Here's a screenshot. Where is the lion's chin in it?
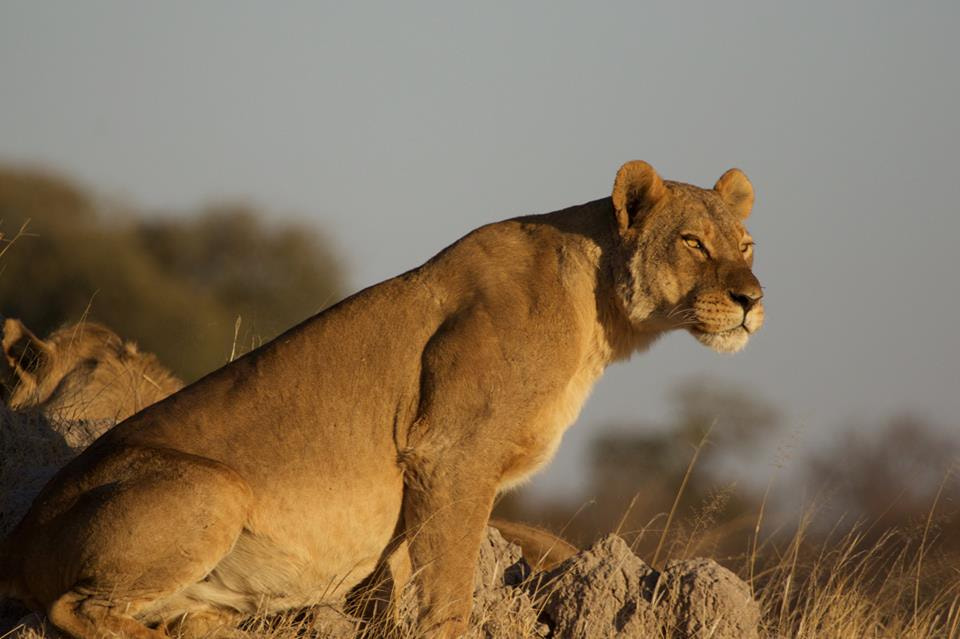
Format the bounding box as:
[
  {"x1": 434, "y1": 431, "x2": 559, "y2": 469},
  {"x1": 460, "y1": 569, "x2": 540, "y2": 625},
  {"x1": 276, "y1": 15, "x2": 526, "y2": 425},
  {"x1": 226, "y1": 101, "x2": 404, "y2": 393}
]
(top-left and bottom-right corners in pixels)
[{"x1": 690, "y1": 326, "x2": 750, "y2": 354}]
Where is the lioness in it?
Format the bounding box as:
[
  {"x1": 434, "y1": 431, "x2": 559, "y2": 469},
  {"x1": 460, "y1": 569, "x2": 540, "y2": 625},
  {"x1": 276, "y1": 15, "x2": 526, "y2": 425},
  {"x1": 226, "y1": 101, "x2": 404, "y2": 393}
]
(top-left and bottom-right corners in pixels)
[
  {"x1": 0, "y1": 161, "x2": 763, "y2": 638},
  {"x1": 2, "y1": 319, "x2": 184, "y2": 424},
  {"x1": 0, "y1": 319, "x2": 571, "y2": 581},
  {"x1": 0, "y1": 320, "x2": 184, "y2": 540}
]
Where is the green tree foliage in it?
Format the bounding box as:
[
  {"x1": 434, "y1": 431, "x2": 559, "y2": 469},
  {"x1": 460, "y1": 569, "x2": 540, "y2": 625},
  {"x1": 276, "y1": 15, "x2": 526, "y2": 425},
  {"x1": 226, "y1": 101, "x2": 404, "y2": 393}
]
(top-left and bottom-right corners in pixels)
[{"x1": 0, "y1": 166, "x2": 344, "y2": 381}]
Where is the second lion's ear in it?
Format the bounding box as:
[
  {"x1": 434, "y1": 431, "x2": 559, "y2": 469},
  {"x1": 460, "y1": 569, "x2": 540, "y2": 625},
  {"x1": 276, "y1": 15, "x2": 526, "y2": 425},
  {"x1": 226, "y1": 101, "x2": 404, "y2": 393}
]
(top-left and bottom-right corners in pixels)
[
  {"x1": 2, "y1": 317, "x2": 51, "y2": 385},
  {"x1": 612, "y1": 161, "x2": 667, "y2": 233}
]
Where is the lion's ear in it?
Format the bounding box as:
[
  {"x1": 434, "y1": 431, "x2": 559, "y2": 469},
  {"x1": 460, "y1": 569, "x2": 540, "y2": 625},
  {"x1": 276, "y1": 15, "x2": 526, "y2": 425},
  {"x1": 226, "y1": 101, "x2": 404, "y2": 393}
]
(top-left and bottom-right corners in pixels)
[
  {"x1": 714, "y1": 168, "x2": 754, "y2": 220},
  {"x1": 612, "y1": 161, "x2": 667, "y2": 233},
  {"x1": 2, "y1": 317, "x2": 50, "y2": 384}
]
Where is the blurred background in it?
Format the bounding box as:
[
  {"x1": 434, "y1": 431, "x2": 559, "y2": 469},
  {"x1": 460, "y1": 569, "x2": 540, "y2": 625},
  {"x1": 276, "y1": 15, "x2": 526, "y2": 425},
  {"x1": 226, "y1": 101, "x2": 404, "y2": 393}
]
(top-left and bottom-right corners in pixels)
[{"x1": 1, "y1": 2, "x2": 957, "y2": 562}]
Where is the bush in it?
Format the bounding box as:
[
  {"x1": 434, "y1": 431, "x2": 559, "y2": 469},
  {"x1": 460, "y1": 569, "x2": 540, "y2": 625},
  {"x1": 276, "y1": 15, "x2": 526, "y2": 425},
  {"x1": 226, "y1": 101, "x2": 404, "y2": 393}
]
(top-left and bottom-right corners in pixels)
[{"x1": 0, "y1": 165, "x2": 344, "y2": 381}]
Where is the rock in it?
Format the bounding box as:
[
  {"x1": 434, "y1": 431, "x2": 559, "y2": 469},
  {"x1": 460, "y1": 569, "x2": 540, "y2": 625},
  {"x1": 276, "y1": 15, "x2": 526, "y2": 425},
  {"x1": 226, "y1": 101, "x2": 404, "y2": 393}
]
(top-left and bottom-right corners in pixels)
[
  {"x1": 474, "y1": 525, "x2": 525, "y2": 591},
  {"x1": 467, "y1": 527, "x2": 543, "y2": 639},
  {"x1": 467, "y1": 588, "x2": 546, "y2": 639},
  {"x1": 536, "y1": 535, "x2": 660, "y2": 638},
  {"x1": 532, "y1": 535, "x2": 761, "y2": 639},
  {"x1": 0, "y1": 408, "x2": 76, "y2": 536},
  {"x1": 656, "y1": 558, "x2": 761, "y2": 639}
]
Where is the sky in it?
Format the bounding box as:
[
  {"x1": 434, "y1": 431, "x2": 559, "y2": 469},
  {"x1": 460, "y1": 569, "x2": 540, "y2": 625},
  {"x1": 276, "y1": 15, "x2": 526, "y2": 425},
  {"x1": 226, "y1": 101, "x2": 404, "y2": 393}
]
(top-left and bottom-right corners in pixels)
[{"x1": 1, "y1": 2, "x2": 958, "y2": 498}]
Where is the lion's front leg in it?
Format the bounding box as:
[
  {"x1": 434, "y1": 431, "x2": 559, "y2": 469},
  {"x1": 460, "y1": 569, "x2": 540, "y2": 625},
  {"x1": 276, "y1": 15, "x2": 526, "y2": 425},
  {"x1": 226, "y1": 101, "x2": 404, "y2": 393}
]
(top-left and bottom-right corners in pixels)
[{"x1": 400, "y1": 450, "x2": 497, "y2": 638}]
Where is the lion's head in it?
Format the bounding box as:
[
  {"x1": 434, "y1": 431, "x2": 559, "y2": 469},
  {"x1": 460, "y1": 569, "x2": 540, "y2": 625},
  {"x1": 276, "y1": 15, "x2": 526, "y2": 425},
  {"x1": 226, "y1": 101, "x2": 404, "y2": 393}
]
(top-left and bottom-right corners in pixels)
[
  {"x1": 1, "y1": 318, "x2": 183, "y2": 422},
  {"x1": 610, "y1": 160, "x2": 764, "y2": 353}
]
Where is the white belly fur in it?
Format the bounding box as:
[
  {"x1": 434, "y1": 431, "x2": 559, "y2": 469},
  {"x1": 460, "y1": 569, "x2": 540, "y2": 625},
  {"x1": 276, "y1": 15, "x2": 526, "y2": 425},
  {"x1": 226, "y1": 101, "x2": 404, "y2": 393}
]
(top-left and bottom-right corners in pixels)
[{"x1": 140, "y1": 476, "x2": 404, "y2": 621}]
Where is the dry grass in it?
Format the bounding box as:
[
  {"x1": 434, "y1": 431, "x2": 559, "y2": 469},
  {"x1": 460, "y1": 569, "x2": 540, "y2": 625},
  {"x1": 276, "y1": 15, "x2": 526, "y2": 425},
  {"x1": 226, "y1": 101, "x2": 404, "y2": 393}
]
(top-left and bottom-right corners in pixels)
[
  {"x1": 747, "y1": 517, "x2": 960, "y2": 638},
  {"x1": 1, "y1": 406, "x2": 955, "y2": 638},
  {"x1": 1, "y1": 429, "x2": 956, "y2": 638},
  {"x1": 3, "y1": 517, "x2": 955, "y2": 639},
  {"x1": 634, "y1": 442, "x2": 960, "y2": 639},
  {"x1": 0, "y1": 219, "x2": 33, "y2": 262},
  {"x1": 272, "y1": 521, "x2": 960, "y2": 638}
]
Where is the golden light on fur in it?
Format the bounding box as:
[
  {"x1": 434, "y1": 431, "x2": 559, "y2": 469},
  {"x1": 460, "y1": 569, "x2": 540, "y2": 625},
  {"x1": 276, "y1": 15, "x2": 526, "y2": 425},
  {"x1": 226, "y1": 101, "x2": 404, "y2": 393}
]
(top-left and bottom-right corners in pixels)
[
  {"x1": 714, "y1": 168, "x2": 755, "y2": 220},
  {"x1": 0, "y1": 160, "x2": 763, "y2": 639},
  {"x1": 612, "y1": 160, "x2": 668, "y2": 232},
  {"x1": 2, "y1": 319, "x2": 183, "y2": 422}
]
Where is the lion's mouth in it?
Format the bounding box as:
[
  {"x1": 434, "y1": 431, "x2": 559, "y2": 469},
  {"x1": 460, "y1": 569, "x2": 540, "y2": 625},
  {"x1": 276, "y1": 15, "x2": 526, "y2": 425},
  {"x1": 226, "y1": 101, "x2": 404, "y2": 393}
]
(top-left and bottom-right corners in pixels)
[
  {"x1": 691, "y1": 308, "x2": 763, "y2": 337},
  {"x1": 688, "y1": 324, "x2": 751, "y2": 354},
  {"x1": 684, "y1": 303, "x2": 762, "y2": 354},
  {"x1": 690, "y1": 321, "x2": 750, "y2": 338},
  {"x1": 690, "y1": 326, "x2": 747, "y2": 340}
]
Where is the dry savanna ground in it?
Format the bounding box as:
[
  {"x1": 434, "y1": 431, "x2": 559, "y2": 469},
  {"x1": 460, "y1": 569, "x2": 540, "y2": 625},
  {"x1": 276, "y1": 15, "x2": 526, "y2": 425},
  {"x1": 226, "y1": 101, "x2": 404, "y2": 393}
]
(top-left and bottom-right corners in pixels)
[{"x1": 1, "y1": 402, "x2": 957, "y2": 638}]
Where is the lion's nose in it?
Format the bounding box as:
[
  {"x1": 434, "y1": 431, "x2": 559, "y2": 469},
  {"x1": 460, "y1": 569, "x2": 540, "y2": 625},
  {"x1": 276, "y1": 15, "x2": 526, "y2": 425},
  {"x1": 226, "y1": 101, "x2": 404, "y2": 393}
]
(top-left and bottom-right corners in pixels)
[{"x1": 729, "y1": 285, "x2": 763, "y2": 313}]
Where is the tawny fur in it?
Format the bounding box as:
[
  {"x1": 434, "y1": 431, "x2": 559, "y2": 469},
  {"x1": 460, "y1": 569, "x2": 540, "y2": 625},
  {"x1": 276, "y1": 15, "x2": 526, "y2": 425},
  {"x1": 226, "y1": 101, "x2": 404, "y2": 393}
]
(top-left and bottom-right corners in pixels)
[
  {"x1": 2, "y1": 319, "x2": 184, "y2": 423},
  {"x1": 0, "y1": 321, "x2": 185, "y2": 540},
  {"x1": 0, "y1": 319, "x2": 569, "y2": 597},
  {"x1": 0, "y1": 161, "x2": 763, "y2": 638},
  {"x1": 356, "y1": 519, "x2": 577, "y2": 629},
  {"x1": 486, "y1": 518, "x2": 578, "y2": 572}
]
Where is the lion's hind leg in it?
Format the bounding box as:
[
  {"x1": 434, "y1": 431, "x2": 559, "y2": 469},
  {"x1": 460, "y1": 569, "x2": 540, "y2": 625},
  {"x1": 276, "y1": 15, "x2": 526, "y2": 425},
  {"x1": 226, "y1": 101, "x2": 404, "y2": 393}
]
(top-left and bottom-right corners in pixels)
[
  {"x1": 49, "y1": 594, "x2": 242, "y2": 639},
  {"x1": 48, "y1": 590, "x2": 167, "y2": 639},
  {"x1": 29, "y1": 450, "x2": 254, "y2": 638}
]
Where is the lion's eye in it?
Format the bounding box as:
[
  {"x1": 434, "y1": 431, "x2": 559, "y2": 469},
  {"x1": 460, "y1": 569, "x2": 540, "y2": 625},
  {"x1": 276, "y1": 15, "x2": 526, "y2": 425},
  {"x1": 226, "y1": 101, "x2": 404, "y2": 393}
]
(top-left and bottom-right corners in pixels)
[
  {"x1": 682, "y1": 235, "x2": 706, "y2": 254},
  {"x1": 741, "y1": 242, "x2": 754, "y2": 254}
]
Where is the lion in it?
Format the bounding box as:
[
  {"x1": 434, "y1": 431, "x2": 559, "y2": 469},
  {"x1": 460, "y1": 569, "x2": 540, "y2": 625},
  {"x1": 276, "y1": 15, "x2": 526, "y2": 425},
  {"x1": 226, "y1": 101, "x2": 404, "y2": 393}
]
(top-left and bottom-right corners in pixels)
[
  {"x1": 0, "y1": 320, "x2": 184, "y2": 540},
  {"x1": 0, "y1": 318, "x2": 572, "y2": 587},
  {"x1": 2, "y1": 318, "x2": 184, "y2": 424},
  {"x1": 0, "y1": 161, "x2": 763, "y2": 638},
  {"x1": 487, "y1": 518, "x2": 578, "y2": 572}
]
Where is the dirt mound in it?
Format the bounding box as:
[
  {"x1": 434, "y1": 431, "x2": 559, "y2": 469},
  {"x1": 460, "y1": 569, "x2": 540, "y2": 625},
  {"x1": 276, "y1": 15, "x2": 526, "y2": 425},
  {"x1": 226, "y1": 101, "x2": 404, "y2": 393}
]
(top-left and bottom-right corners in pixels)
[
  {"x1": 530, "y1": 534, "x2": 759, "y2": 638},
  {"x1": 535, "y1": 534, "x2": 659, "y2": 637},
  {"x1": 656, "y1": 558, "x2": 760, "y2": 639},
  {"x1": 0, "y1": 406, "x2": 116, "y2": 536},
  {"x1": 467, "y1": 527, "x2": 545, "y2": 638},
  {"x1": 414, "y1": 528, "x2": 759, "y2": 639}
]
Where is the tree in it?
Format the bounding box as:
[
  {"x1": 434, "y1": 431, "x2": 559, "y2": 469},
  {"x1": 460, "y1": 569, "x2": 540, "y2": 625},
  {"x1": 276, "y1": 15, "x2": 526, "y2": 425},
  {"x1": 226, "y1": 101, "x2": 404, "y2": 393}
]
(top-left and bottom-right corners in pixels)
[{"x1": 0, "y1": 166, "x2": 345, "y2": 381}]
